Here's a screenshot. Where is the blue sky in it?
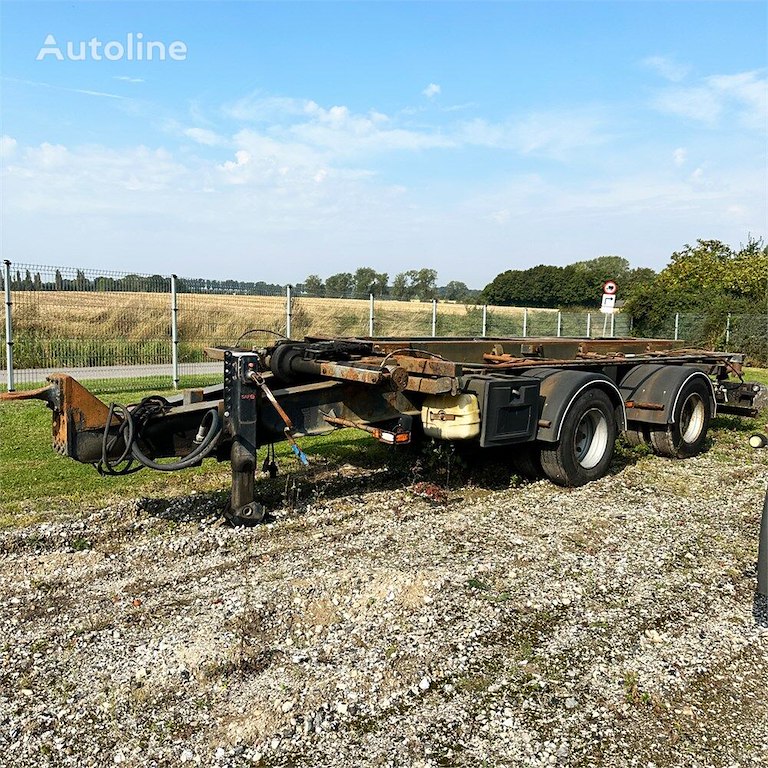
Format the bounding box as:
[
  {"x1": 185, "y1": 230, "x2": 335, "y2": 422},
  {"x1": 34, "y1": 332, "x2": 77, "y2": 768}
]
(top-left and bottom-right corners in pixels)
[{"x1": 1, "y1": 0, "x2": 766, "y2": 287}]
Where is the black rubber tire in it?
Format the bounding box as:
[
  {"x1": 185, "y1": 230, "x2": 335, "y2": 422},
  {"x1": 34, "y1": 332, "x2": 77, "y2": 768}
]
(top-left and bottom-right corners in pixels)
[
  {"x1": 540, "y1": 389, "x2": 617, "y2": 487},
  {"x1": 510, "y1": 447, "x2": 542, "y2": 480},
  {"x1": 649, "y1": 378, "x2": 712, "y2": 458},
  {"x1": 624, "y1": 423, "x2": 650, "y2": 447}
]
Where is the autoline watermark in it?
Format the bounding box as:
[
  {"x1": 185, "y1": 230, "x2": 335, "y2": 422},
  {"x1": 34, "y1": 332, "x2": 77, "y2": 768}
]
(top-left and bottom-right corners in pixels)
[{"x1": 37, "y1": 33, "x2": 188, "y2": 62}]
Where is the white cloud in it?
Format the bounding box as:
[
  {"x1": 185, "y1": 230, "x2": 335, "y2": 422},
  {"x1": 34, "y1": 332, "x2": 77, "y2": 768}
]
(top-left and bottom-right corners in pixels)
[
  {"x1": 219, "y1": 96, "x2": 456, "y2": 161},
  {"x1": 642, "y1": 55, "x2": 690, "y2": 82},
  {"x1": 706, "y1": 71, "x2": 768, "y2": 129},
  {"x1": 422, "y1": 83, "x2": 441, "y2": 99},
  {"x1": 224, "y1": 94, "x2": 309, "y2": 122},
  {"x1": 488, "y1": 209, "x2": 511, "y2": 225},
  {"x1": 183, "y1": 127, "x2": 225, "y2": 146},
  {"x1": 653, "y1": 69, "x2": 767, "y2": 129},
  {"x1": 26, "y1": 142, "x2": 69, "y2": 168},
  {"x1": 223, "y1": 129, "x2": 328, "y2": 174},
  {"x1": 5, "y1": 76, "x2": 128, "y2": 101},
  {"x1": 442, "y1": 102, "x2": 475, "y2": 113},
  {"x1": 114, "y1": 76, "x2": 144, "y2": 84},
  {"x1": 0, "y1": 135, "x2": 18, "y2": 158},
  {"x1": 457, "y1": 108, "x2": 609, "y2": 159},
  {"x1": 690, "y1": 167, "x2": 705, "y2": 183},
  {"x1": 3, "y1": 80, "x2": 765, "y2": 283},
  {"x1": 3, "y1": 135, "x2": 764, "y2": 282},
  {"x1": 654, "y1": 86, "x2": 722, "y2": 124}
]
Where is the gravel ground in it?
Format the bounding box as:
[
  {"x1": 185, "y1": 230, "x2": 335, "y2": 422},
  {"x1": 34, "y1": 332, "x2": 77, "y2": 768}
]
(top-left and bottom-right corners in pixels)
[{"x1": 1, "y1": 424, "x2": 767, "y2": 768}]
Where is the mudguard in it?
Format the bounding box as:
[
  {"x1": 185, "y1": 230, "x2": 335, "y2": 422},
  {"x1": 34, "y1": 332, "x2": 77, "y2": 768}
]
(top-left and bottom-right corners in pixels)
[
  {"x1": 619, "y1": 364, "x2": 715, "y2": 426},
  {"x1": 525, "y1": 367, "x2": 626, "y2": 443}
]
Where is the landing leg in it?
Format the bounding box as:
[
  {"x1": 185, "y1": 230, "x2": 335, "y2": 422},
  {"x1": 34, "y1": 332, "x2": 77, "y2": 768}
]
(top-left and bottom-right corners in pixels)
[{"x1": 226, "y1": 436, "x2": 265, "y2": 525}]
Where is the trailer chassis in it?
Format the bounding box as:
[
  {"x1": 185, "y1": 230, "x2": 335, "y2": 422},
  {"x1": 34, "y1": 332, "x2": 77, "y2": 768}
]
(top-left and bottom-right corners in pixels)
[{"x1": 3, "y1": 336, "x2": 759, "y2": 524}]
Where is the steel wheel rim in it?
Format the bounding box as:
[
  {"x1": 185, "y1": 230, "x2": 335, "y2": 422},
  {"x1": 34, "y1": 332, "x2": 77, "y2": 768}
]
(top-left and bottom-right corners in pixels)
[
  {"x1": 680, "y1": 393, "x2": 705, "y2": 443},
  {"x1": 575, "y1": 408, "x2": 609, "y2": 469}
]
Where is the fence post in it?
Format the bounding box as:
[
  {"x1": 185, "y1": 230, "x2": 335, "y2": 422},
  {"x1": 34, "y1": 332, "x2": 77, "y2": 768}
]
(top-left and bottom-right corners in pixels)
[
  {"x1": 610, "y1": 312, "x2": 615, "y2": 338},
  {"x1": 3, "y1": 260, "x2": 13, "y2": 392},
  {"x1": 586, "y1": 313, "x2": 591, "y2": 338},
  {"x1": 286, "y1": 285, "x2": 292, "y2": 339},
  {"x1": 523, "y1": 308, "x2": 528, "y2": 337},
  {"x1": 758, "y1": 487, "x2": 768, "y2": 597},
  {"x1": 431, "y1": 299, "x2": 437, "y2": 337},
  {"x1": 674, "y1": 313, "x2": 679, "y2": 341},
  {"x1": 557, "y1": 311, "x2": 562, "y2": 337},
  {"x1": 369, "y1": 293, "x2": 374, "y2": 337},
  {"x1": 725, "y1": 312, "x2": 731, "y2": 351},
  {"x1": 482, "y1": 305, "x2": 487, "y2": 337},
  {"x1": 170, "y1": 274, "x2": 180, "y2": 389}
]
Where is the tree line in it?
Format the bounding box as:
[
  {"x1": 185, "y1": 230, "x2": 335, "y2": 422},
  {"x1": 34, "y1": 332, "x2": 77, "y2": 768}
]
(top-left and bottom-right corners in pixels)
[
  {"x1": 299, "y1": 267, "x2": 479, "y2": 302},
  {"x1": 1, "y1": 269, "x2": 284, "y2": 296},
  {"x1": 625, "y1": 237, "x2": 767, "y2": 331},
  {"x1": 4, "y1": 239, "x2": 765, "y2": 326},
  {"x1": 481, "y1": 256, "x2": 657, "y2": 308}
]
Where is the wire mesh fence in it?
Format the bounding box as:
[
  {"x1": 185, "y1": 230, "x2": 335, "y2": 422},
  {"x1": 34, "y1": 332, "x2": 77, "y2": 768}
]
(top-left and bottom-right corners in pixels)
[{"x1": 1, "y1": 261, "x2": 764, "y2": 393}]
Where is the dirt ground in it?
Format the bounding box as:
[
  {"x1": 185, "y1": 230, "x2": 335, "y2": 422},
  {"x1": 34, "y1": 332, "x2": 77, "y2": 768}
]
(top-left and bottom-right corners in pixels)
[{"x1": 1, "y1": 423, "x2": 767, "y2": 768}]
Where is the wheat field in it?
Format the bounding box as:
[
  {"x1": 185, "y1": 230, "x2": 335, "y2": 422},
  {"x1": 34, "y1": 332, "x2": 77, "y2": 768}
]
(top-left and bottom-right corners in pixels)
[
  {"x1": 7, "y1": 290, "x2": 605, "y2": 370},
  {"x1": 10, "y1": 290, "x2": 541, "y2": 341}
]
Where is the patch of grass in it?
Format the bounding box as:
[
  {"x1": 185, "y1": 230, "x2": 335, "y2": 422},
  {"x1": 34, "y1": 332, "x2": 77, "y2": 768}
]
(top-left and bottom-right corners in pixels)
[
  {"x1": 744, "y1": 367, "x2": 768, "y2": 388},
  {"x1": 0, "y1": 383, "x2": 385, "y2": 522},
  {"x1": 0, "y1": 391, "x2": 222, "y2": 517}
]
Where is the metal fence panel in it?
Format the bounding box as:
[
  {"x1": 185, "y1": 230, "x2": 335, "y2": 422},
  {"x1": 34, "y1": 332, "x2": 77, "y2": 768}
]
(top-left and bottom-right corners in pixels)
[
  {"x1": 674, "y1": 313, "x2": 768, "y2": 360},
  {"x1": 3, "y1": 261, "x2": 764, "y2": 394},
  {"x1": 729, "y1": 313, "x2": 768, "y2": 360},
  {"x1": 2, "y1": 264, "x2": 173, "y2": 393}
]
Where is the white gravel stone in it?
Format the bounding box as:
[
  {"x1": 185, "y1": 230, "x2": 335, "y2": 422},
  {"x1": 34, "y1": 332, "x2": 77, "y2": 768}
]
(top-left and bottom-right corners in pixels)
[{"x1": 0, "y1": 429, "x2": 766, "y2": 767}]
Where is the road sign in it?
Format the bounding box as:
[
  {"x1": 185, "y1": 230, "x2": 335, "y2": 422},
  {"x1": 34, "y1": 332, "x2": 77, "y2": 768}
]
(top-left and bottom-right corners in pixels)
[
  {"x1": 602, "y1": 280, "x2": 617, "y2": 295},
  {"x1": 600, "y1": 294, "x2": 616, "y2": 314}
]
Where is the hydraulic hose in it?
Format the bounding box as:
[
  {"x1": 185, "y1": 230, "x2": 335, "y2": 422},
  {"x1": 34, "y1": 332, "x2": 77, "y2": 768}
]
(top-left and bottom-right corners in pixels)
[
  {"x1": 98, "y1": 399, "x2": 222, "y2": 474},
  {"x1": 129, "y1": 408, "x2": 222, "y2": 471},
  {"x1": 98, "y1": 401, "x2": 140, "y2": 475}
]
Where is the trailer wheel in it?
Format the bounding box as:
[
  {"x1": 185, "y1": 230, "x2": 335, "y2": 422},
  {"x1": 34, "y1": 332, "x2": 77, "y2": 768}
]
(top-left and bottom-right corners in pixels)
[
  {"x1": 649, "y1": 378, "x2": 712, "y2": 458},
  {"x1": 624, "y1": 423, "x2": 650, "y2": 447},
  {"x1": 540, "y1": 389, "x2": 616, "y2": 486},
  {"x1": 510, "y1": 447, "x2": 542, "y2": 480}
]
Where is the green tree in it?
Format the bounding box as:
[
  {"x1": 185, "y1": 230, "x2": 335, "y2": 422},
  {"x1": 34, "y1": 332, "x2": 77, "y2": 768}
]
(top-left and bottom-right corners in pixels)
[
  {"x1": 353, "y1": 267, "x2": 388, "y2": 297},
  {"x1": 390, "y1": 269, "x2": 438, "y2": 301},
  {"x1": 484, "y1": 256, "x2": 657, "y2": 309},
  {"x1": 411, "y1": 268, "x2": 438, "y2": 300},
  {"x1": 95, "y1": 276, "x2": 116, "y2": 291},
  {"x1": 443, "y1": 280, "x2": 471, "y2": 302},
  {"x1": 625, "y1": 238, "x2": 768, "y2": 349},
  {"x1": 391, "y1": 272, "x2": 411, "y2": 300},
  {"x1": 325, "y1": 272, "x2": 353, "y2": 297},
  {"x1": 303, "y1": 274, "x2": 324, "y2": 296}
]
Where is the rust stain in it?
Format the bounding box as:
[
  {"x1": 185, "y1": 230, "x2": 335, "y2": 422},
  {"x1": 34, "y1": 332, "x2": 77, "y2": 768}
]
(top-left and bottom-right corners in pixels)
[
  {"x1": 0, "y1": 385, "x2": 56, "y2": 402},
  {"x1": 47, "y1": 374, "x2": 116, "y2": 455}
]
